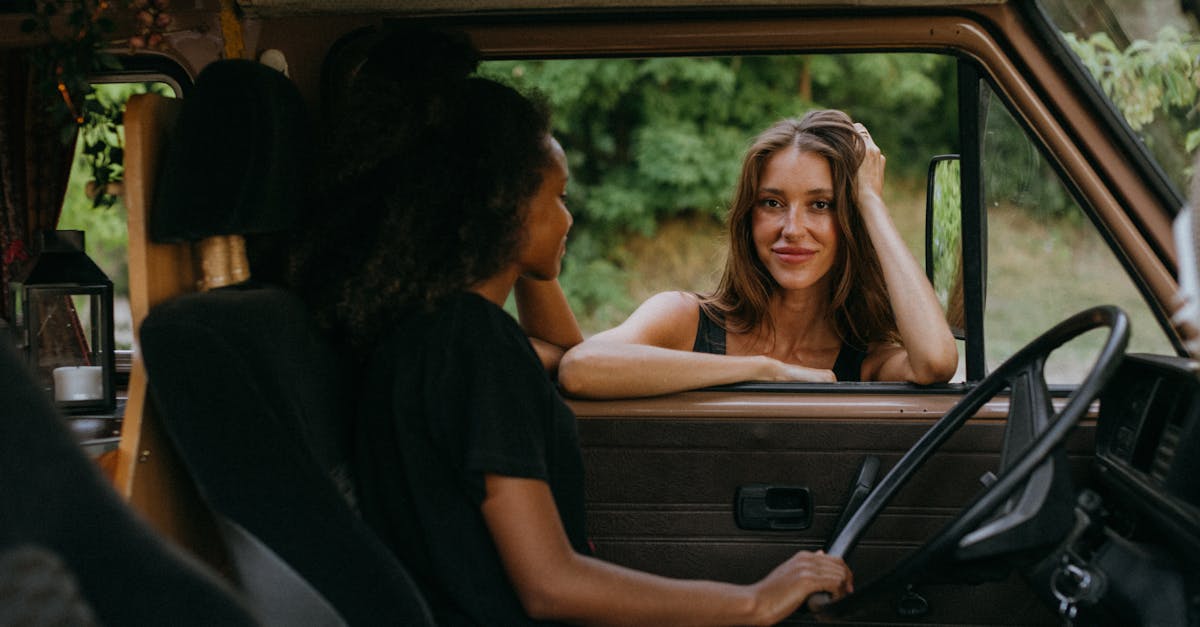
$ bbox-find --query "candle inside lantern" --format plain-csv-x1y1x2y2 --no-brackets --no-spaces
52,366,103,402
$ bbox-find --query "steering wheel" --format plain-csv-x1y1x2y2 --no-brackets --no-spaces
811,305,1129,614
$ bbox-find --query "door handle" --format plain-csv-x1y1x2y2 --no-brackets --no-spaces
735,484,812,531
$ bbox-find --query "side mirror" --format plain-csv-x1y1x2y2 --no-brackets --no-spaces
924,155,965,339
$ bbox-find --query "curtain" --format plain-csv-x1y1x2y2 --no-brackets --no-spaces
0,49,77,325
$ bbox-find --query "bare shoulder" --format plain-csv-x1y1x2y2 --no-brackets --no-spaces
643,290,702,313
589,291,701,349
630,291,702,326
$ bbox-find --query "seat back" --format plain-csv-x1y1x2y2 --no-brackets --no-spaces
141,284,436,626
133,58,434,625
0,337,259,627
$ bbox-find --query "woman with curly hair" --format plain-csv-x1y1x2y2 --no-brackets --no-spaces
558,111,958,398
291,30,850,626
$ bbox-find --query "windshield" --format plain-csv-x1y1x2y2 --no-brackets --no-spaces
1039,0,1200,199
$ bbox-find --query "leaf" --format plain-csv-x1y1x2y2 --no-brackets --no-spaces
1187,129,1200,153
19,18,39,33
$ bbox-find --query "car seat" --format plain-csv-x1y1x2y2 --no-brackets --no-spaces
0,336,260,627
137,59,436,626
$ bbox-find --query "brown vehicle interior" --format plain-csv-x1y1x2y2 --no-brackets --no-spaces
3,1,1197,625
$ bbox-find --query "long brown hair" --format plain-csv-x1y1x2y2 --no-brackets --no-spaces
702,110,898,348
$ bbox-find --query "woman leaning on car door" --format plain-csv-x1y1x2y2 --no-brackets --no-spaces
289,27,851,627
558,110,959,399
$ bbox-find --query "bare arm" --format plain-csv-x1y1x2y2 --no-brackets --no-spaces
483,475,851,626
557,291,834,399
853,124,958,384
516,275,584,374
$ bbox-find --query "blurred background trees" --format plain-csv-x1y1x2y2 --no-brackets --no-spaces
481,53,958,328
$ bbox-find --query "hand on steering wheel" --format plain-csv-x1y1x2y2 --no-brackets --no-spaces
806,305,1129,616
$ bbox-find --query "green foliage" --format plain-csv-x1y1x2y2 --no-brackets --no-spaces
480,53,957,325
77,86,127,209
59,82,172,296
21,0,124,143
930,158,962,308
1065,27,1200,193
23,0,177,208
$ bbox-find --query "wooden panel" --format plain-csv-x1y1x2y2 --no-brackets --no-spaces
113,93,228,571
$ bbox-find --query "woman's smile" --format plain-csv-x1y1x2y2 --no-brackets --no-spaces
772,245,818,264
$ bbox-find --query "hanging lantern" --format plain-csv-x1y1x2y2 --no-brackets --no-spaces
9,230,115,414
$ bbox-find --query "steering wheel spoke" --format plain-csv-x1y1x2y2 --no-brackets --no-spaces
813,306,1129,617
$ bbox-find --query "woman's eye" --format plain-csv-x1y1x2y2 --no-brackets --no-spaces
758,198,784,210
813,200,833,212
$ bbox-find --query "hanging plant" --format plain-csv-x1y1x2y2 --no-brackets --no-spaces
20,0,173,209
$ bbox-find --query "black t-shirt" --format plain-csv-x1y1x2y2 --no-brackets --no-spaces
354,292,589,626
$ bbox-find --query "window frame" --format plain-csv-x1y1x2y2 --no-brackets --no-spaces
75,53,192,386
451,8,1180,389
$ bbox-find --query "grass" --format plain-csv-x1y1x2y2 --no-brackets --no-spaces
984,206,1173,382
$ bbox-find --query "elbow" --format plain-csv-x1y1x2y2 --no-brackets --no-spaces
518,587,560,622
910,344,959,385
556,345,594,398
511,571,577,622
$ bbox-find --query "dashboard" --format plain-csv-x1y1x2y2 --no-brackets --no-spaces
1047,352,1200,625
1097,353,1200,559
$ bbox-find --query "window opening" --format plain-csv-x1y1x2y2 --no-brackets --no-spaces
57,80,176,356
480,53,958,345
979,82,1174,384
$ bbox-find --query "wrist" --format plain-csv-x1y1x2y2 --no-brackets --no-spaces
737,583,769,626
753,355,781,381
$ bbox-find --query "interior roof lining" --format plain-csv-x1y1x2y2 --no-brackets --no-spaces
238,0,1007,18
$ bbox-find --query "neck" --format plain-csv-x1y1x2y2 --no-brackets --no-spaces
759,284,840,351
470,266,520,307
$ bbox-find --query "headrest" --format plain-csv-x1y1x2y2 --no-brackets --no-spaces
151,59,310,242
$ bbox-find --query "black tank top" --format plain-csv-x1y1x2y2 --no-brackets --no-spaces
692,308,866,382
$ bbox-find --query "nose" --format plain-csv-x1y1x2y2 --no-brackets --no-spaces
780,204,805,240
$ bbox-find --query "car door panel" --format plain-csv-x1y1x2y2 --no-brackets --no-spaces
571,390,1092,625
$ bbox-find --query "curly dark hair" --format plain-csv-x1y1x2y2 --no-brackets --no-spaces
290,29,552,353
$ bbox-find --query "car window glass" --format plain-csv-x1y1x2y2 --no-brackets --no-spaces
980,83,1174,384
1038,0,1200,198
57,80,176,353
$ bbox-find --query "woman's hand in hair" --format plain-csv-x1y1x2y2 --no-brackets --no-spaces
853,122,886,205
